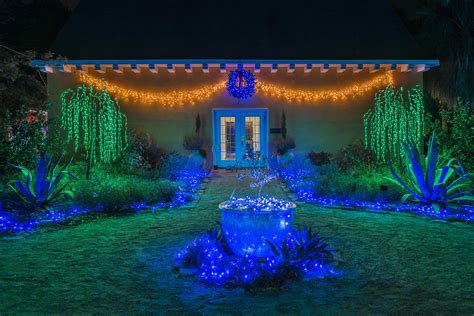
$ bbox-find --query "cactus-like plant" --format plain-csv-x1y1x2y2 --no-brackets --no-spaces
387,132,473,210
8,153,76,216
266,225,333,264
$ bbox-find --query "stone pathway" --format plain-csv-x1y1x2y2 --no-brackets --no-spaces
0,171,473,314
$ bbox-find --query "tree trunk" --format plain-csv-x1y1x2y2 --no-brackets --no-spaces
86,140,93,179
86,157,91,179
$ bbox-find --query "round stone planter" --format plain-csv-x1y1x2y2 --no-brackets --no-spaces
219,199,296,258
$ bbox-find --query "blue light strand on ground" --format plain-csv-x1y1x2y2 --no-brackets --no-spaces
131,167,209,211
1,166,209,234
0,205,98,233
175,231,338,288
278,170,474,222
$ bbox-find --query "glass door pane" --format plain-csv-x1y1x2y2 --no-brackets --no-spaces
220,116,236,160
244,116,261,160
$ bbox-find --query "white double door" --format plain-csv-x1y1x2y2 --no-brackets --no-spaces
212,109,268,168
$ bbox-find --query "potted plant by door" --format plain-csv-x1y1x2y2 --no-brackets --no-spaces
275,111,296,164
276,137,296,164
183,134,205,166
183,114,206,166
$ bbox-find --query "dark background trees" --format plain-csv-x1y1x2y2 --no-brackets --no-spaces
0,0,75,120
391,0,473,108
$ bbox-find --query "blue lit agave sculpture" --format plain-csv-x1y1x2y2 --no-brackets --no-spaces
226,69,256,99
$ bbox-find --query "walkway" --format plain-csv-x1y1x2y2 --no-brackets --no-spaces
0,171,472,314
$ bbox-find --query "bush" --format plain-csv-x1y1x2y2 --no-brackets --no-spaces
161,154,206,181
427,100,473,170
312,168,403,203
0,105,62,177
183,134,204,151
275,151,402,203
119,130,167,171
275,137,296,155
334,139,374,172
276,154,318,191
69,164,179,213
176,224,334,290
308,151,331,166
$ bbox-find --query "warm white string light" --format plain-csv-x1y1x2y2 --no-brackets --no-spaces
77,71,394,107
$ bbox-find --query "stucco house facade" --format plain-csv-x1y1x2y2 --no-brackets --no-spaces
34,0,438,168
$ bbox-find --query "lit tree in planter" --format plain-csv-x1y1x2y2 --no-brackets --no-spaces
60,85,127,178
363,86,424,163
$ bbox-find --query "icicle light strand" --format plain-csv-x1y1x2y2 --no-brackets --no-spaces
258,72,394,103
77,72,226,107
77,71,395,107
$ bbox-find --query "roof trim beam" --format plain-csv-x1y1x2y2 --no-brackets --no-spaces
32,59,440,74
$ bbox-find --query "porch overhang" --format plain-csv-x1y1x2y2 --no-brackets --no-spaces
32,59,439,74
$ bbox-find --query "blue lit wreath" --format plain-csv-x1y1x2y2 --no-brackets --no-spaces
226,69,256,99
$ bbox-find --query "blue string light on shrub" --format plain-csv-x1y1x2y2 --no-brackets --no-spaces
175,226,338,289
1,160,209,234
277,168,474,222
226,69,256,99
0,205,100,233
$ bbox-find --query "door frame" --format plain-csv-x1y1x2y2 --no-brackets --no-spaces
212,108,269,168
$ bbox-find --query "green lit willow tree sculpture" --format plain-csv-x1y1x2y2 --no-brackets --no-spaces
363,86,424,163
60,85,128,178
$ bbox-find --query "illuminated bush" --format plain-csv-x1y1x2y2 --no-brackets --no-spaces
175,224,336,290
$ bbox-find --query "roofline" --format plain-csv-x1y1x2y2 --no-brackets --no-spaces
32,59,439,73
32,59,440,66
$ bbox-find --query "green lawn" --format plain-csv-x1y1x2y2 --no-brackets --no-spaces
0,171,472,314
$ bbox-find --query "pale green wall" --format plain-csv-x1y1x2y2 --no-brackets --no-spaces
47,67,422,162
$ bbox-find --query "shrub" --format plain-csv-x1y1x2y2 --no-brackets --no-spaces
308,151,331,166
176,224,334,290
0,105,62,176
276,154,318,192
161,154,206,181
70,165,179,212
120,130,151,169
266,225,333,265
183,134,204,151
276,152,403,203
427,100,473,170
275,137,296,155
119,130,167,171
311,168,403,202
7,152,75,217
334,139,374,172
387,131,473,210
